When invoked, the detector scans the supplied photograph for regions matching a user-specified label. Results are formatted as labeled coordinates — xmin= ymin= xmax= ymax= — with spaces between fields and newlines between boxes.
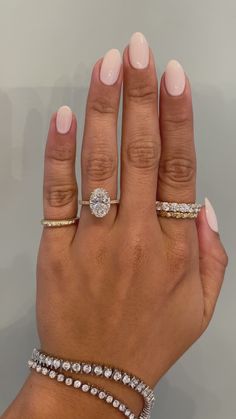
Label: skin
xmin=2 ymin=45 xmax=228 ymax=419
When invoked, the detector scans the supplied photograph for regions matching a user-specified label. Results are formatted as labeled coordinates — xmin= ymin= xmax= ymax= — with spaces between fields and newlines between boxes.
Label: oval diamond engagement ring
xmin=79 ymin=188 xmax=119 ymax=218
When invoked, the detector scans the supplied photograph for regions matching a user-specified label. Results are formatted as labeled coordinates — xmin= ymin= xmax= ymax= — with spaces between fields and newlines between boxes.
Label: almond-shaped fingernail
xmin=56 ymin=105 xmax=73 ymax=134
xmin=165 ymin=60 xmax=186 ymax=96
xmin=205 ymin=197 xmax=219 ymax=233
xmin=100 ymin=49 xmax=122 ymax=86
xmin=129 ymin=32 xmax=149 ymax=69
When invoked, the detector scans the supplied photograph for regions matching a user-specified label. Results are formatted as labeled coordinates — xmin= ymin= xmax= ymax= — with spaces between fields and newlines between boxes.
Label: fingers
xmin=119 ymin=33 xmax=161 ymax=222
xmin=196 ymin=199 xmax=228 ymax=330
xmin=158 ymin=60 xmax=196 ymax=234
xmin=43 ymin=106 xmax=78 ymax=241
xmin=79 ymin=49 xmax=122 ymax=228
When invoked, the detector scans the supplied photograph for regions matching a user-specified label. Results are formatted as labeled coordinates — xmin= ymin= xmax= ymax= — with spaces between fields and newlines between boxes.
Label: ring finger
xmin=158 ymin=60 xmax=197 ymax=236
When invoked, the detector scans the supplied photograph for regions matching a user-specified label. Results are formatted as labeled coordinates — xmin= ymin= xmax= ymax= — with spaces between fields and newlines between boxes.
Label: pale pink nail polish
xmin=56 ymin=105 xmax=73 ymax=134
xmin=129 ymin=32 xmax=149 ymax=69
xmin=100 ymin=49 xmax=122 ymax=86
xmin=165 ymin=60 xmax=186 ymax=96
xmin=205 ymin=197 xmax=219 ymax=233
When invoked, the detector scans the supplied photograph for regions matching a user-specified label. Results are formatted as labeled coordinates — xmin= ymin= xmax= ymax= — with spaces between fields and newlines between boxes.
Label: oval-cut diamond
xmin=89 ymin=188 xmax=111 ymax=218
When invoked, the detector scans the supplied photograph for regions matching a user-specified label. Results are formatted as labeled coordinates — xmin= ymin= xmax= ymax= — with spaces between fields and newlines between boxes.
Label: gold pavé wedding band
xmin=41 ymin=218 xmax=79 ymax=228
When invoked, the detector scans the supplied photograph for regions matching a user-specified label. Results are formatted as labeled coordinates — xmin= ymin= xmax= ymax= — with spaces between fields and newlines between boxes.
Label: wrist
xmin=3 ymin=370 xmax=144 ymax=419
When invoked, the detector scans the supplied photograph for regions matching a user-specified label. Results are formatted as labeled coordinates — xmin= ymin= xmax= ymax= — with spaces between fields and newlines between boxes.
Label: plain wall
xmin=0 ymin=1 xmax=235 ymax=418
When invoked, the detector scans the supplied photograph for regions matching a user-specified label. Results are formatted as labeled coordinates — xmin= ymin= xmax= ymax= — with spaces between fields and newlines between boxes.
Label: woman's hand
xmin=4 ymin=32 xmax=228 ymax=419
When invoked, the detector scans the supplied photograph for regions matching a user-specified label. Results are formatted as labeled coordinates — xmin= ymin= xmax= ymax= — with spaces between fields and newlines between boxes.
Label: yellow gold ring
xmin=157 ymin=211 xmax=198 ymax=219
xmin=41 ymin=217 xmax=79 ymax=228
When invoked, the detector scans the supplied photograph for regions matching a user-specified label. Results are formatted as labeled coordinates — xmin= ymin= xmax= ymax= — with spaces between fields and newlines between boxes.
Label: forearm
xmin=2 ymin=371 xmax=144 ymax=419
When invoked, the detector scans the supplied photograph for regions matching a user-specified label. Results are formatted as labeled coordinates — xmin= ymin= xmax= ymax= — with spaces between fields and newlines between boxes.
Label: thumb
xmin=196 ymin=198 xmax=228 ymax=330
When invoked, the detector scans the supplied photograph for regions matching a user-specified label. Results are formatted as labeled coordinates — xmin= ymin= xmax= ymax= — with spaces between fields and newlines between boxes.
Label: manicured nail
xmin=129 ymin=32 xmax=149 ymax=69
xmin=165 ymin=60 xmax=186 ymax=96
xmin=100 ymin=49 xmax=122 ymax=86
xmin=56 ymin=105 xmax=73 ymax=134
xmin=205 ymin=197 xmax=219 ymax=233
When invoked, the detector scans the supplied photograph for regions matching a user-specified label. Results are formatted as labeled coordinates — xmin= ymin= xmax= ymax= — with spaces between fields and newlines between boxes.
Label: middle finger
xmin=79 ymin=49 xmax=122 ymax=228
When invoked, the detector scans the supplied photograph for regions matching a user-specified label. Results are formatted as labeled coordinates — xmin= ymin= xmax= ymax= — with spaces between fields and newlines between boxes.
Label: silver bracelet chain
xmin=29 ymin=348 xmax=156 ymax=419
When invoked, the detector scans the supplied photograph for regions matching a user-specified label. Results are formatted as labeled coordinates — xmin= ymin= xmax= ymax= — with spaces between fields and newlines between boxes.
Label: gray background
xmin=0 ymin=0 xmax=235 ymax=418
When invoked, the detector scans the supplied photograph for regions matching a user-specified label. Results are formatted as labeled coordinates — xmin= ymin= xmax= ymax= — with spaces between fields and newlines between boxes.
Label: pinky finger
xmin=196 ymin=198 xmax=228 ymax=330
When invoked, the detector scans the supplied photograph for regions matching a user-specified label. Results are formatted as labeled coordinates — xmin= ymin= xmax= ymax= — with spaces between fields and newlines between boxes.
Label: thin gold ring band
xmin=78 ymin=199 xmax=119 ymax=205
xmin=41 ymin=218 xmax=79 ymax=228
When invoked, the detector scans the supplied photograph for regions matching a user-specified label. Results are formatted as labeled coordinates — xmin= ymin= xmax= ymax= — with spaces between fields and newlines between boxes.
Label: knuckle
xmin=88 ymin=95 xmax=117 ymax=116
xmin=221 ymin=248 xmax=229 ymax=268
xmin=128 ymin=233 xmax=149 ymax=271
xmin=127 ymin=136 xmax=159 ymax=170
xmin=126 ymin=80 xmax=157 ymax=105
xmin=85 ymin=148 xmax=115 ymax=181
xmin=45 ymin=184 xmax=77 ymax=207
xmin=162 ymin=109 xmax=192 ymax=131
xmin=159 ymin=156 xmax=195 ymax=185
xmin=46 ymin=144 xmax=74 ymax=162
xmin=215 ymin=245 xmax=229 ymax=270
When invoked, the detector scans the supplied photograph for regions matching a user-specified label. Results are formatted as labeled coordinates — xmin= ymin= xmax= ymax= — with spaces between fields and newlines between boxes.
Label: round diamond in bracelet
xmin=28 ymin=360 xmax=138 ymax=419
xmin=30 ymin=349 xmax=155 ymax=419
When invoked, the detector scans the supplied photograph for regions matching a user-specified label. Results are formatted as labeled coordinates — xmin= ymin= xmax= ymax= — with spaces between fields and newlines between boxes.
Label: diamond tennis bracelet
xmin=29 ymin=348 xmax=155 ymax=419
